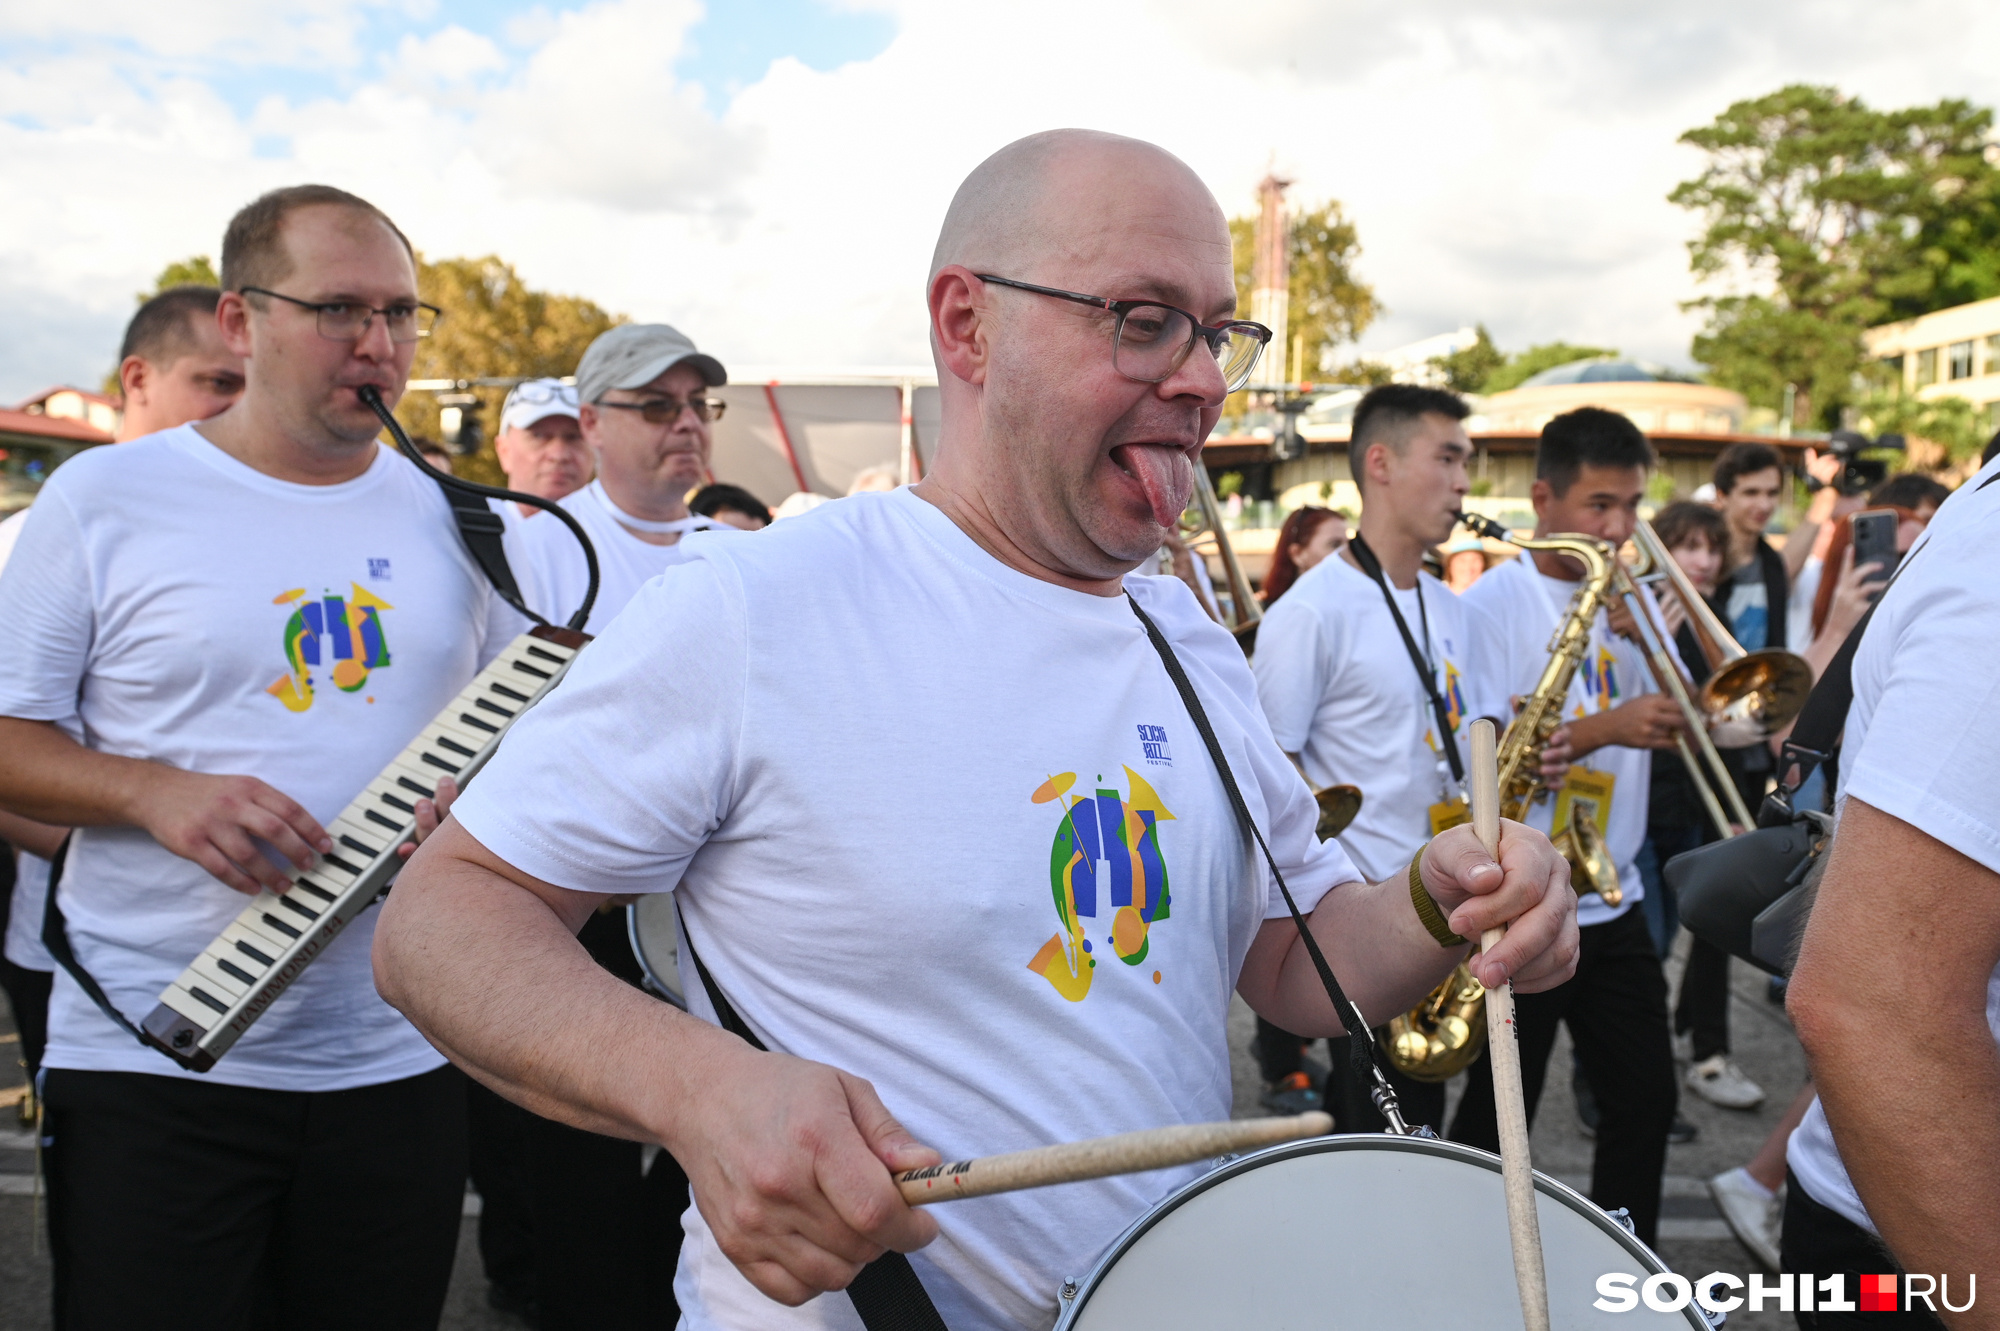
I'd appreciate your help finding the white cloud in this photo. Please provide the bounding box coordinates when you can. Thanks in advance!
[3,0,1998,401]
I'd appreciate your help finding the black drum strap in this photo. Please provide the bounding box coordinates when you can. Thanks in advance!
[673,901,950,1331]
[38,833,149,1047]
[1125,593,1387,1095]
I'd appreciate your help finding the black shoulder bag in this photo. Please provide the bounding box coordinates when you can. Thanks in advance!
[1666,552,1915,977]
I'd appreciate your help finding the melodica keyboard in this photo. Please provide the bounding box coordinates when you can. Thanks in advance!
[141,625,588,1071]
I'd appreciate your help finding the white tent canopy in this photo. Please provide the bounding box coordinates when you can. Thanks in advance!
[711,366,941,506]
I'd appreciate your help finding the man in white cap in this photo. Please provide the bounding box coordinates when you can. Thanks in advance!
[510,324,733,634]
[492,378,592,523]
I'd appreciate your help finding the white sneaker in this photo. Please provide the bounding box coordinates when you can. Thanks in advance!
[1686,1054,1766,1109]
[1710,1167,1783,1269]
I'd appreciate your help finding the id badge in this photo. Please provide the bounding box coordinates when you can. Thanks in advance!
[1428,798,1470,835]
[1553,766,1615,839]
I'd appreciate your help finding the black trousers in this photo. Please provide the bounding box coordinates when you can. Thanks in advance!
[468,1078,539,1305]
[1449,906,1677,1245]
[1252,1015,1308,1083]
[523,1114,689,1330]
[1676,936,1731,1062]
[467,906,690,1329]
[0,957,52,1079]
[44,1063,466,1331]
[1782,1168,1948,1328]
[1322,1031,1448,1134]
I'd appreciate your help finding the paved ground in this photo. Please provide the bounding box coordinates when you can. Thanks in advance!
[1,931,1801,1329]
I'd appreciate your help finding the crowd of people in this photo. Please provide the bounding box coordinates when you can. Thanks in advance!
[0,128,1994,1331]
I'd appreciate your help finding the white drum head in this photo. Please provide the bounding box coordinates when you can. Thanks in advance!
[1059,1135,1707,1330]
[627,896,686,1009]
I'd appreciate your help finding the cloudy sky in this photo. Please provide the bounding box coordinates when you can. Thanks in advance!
[3,0,1996,402]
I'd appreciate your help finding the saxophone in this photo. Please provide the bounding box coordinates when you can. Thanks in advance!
[1385,516,1622,1082]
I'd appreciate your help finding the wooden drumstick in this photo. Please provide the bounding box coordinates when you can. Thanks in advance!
[894,1111,1331,1205]
[1470,717,1550,1331]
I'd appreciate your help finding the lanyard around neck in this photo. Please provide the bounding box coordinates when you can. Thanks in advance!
[1345,533,1464,785]
[591,480,713,535]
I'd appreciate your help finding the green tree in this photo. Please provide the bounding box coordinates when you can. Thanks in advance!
[1670,84,2000,428]
[1853,389,1988,464]
[1230,199,1379,381]
[400,256,625,486]
[1481,341,1620,394]
[1429,324,1504,393]
[144,255,220,296]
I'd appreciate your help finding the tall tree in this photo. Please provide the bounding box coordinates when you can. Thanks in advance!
[1670,84,2000,428]
[399,256,625,485]
[1230,198,1378,382]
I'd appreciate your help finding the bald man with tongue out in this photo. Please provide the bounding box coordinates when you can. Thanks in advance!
[374,129,1576,1331]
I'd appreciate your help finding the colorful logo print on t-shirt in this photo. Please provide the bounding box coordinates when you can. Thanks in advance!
[1574,644,1622,718]
[266,584,394,713]
[1025,766,1174,1002]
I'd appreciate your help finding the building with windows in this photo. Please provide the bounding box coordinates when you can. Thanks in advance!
[2,387,118,513]
[1863,294,2000,434]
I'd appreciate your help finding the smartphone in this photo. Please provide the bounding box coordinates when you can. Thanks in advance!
[1850,508,1900,597]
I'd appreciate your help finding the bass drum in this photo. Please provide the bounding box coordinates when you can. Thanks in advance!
[626,895,687,1010]
[1055,1134,1710,1330]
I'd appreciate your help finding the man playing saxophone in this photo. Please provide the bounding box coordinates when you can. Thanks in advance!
[1448,407,1684,1248]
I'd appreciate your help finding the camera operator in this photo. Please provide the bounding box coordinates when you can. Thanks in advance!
[1785,455,2000,1324]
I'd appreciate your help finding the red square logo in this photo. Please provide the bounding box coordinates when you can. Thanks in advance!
[1859,1274,1898,1312]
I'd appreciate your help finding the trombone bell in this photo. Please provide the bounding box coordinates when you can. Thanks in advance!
[1703,651,1815,748]
[1312,785,1363,841]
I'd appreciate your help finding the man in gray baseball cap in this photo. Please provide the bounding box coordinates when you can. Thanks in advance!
[575,322,727,404]
[483,321,736,1326]
[514,323,734,634]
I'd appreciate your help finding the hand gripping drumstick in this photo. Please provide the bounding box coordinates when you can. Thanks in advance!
[1470,718,1550,1331]
[894,1112,1331,1205]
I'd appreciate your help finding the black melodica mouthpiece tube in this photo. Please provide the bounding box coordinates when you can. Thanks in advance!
[356,384,600,633]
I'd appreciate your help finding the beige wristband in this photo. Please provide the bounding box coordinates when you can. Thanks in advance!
[1409,849,1466,947]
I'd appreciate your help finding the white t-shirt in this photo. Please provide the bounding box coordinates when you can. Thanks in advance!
[1787,555,1822,653]
[0,505,56,972]
[1460,555,1656,927]
[0,425,510,1091]
[1254,554,1492,882]
[451,488,1362,1331]
[1787,458,2000,1231]
[513,479,734,635]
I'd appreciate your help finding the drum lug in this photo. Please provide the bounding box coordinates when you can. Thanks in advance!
[1060,1279,1079,1304]
[1604,1205,1636,1237]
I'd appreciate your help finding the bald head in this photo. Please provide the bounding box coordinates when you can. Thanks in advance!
[929,130,1227,287]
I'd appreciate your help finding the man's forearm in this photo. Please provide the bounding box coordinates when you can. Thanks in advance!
[1559,709,1621,759]
[376,819,744,1146]
[0,807,68,859]
[0,717,159,828]
[1243,871,1465,1037]
[1791,799,2000,1297]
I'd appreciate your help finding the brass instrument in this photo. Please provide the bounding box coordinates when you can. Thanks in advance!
[1313,784,1363,841]
[1386,515,1622,1082]
[1628,519,1813,748]
[1459,515,1626,906]
[1386,962,1487,1083]
[1180,465,1263,639]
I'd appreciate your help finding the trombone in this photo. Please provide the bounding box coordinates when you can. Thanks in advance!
[1186,471,1362,838]
[1614,520,1813,839]
[1180,464,1263,639]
